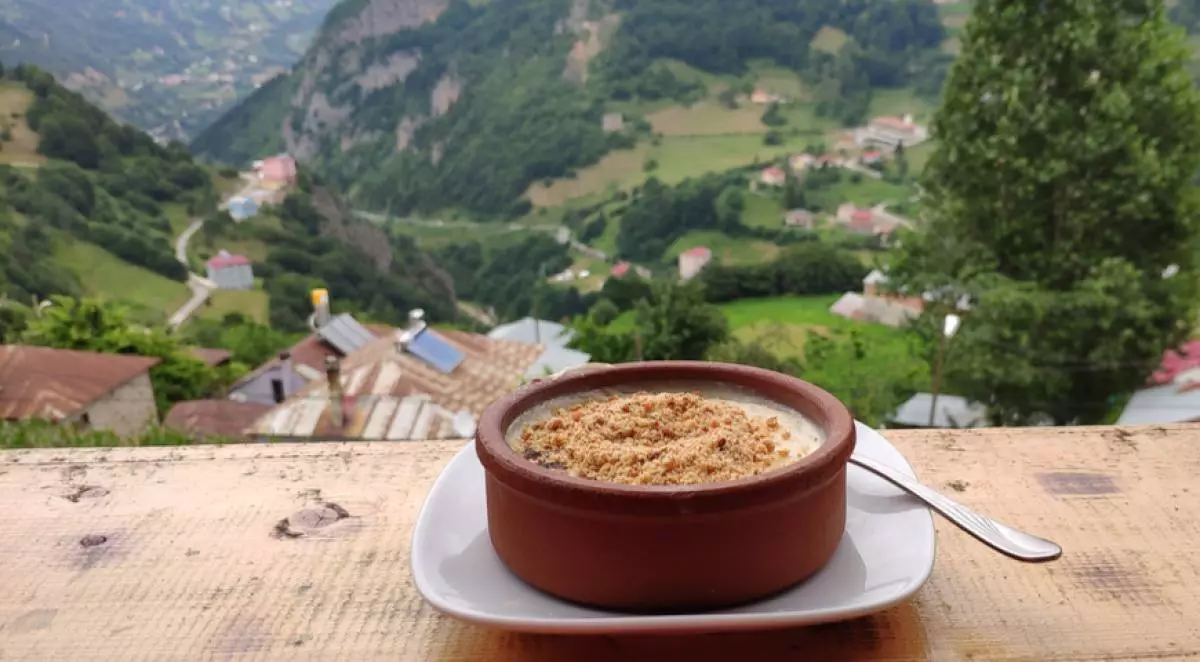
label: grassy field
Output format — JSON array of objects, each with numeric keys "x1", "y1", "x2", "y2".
[
  {"x1": 742, "y1": 192, "x2": 786, "y2": 230},
  {"x1": 719, "y1": 295, "x2": 917, "y2": 364},
  {"x1": 199, "y1": 290, "x2": 270, "y2": 323},
  {"x1": 0, "y1": 82, "x2": 45, "y2": 166},
  {"x1": 530, "y1": 133, "x2": 807, "y2": 207},
  {"x1": 868, "y1": 88, "x2": 938, "y2": 125},
  {"x1": 811, "y1": 26, "x2": 849, "y2": 54},
  {"x1": 648, "y1": 102, "x2": 766, "y2": 136},
  {"x1": 667, "y1": 229, "x2": 780, "y2": 266},
  {"x1": 821, "y1": 174, "x2": 914, "y2": 208},
  {"x1": 391, "y1": 221, "x2": 538, "y2": 250},
  {"x1": 57, "y1": 241, "x2": 191, "y2": 314},
  {"x1": 164, "y1": 203, "x2": 192, "y2": 237}
]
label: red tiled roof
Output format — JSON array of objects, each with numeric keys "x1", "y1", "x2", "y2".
[
  {"x1": 164, "y1": 400, "x2": 272, "y2": 438},
  {"x1": 683, "y1": 247, "x2": 712, "y2": 259},
  {"x1": 0, "y1": 345, "x2": 161, "y2": 421},
  {"x1": 190, "y1": 348, "x2": 233, "y2": 367},
  {"x1": 611, "y1": 263, "x2": 631, "y2": 278},
  {"x1": 862, "y1": 150, "x2": 882, "y2": 159},
  {"x1": 1151, "y1": 340, "x2": 1200, "y2": 385},
  {"x1": 851, "y1": 210, "x2": 874, "y2": 222},
  {"x1": 255, "y1": 155, "x2": 297, "y2": 183},
  {"x1": 207, "y1": 254, "x2": 250, "y2": 269}
]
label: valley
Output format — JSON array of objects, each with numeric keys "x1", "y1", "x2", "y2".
[{"x1": 0, "y1": 0, "x2": 340, "y2": 141}]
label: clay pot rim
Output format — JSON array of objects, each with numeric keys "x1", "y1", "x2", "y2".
[{"x1": 476, "y1": 361, "x2": 856, "y2": 513}]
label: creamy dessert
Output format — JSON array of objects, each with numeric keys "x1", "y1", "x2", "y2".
[{"x1": 506, "y1": 385, "x2": 824, "y2": 486}]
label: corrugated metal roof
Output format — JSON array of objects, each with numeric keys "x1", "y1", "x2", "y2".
[
  {"x1": 1117, "y1": 383, "x2": 1200, "y2": 425},
  {"x1": 245, "y1": 328, "x2": 544, "y2": 441},
  {"x1": 316, "y1": 314, "x2": 376, "y2": 356},
  {"x1": 487, "y1": 318, "x2": 575, "y2": 348},
  {"x1": 891, "y1": 393, "x2": 988, "y2": 428},
  {"x1": 0, "y1": 345, "x2": 161, "y2": 421},
  {"x1": 524, "y1": 345, "x2": 591, "y2": 379}
]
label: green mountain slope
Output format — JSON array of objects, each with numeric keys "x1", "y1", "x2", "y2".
[
  {"x1": 0, "y1": 61, "x2": 459, "y2": 331},
  {"x1": 192, "y1": 0, "x2": 949, "y2": 217},
  {"x1": 0, "y1": 0, "x2": 339, "y2": 140}
]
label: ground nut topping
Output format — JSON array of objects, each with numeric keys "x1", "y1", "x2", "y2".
[{"x1": 512, "y1": 391, "x2": 820, "y2": 486}]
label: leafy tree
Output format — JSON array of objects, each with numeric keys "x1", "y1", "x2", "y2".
[
  {"x1": 589, "y1": 298, "x2": 620, "y2": 325},
  {"x1": 763, "y1": 130, "x2": 785, "y2": 146},
  {"x1": 571, "y1": 282, "x2": 728, "y2": 362},
  {"x1": 21, "y1": 297, "x2": 220, "y2": 415},
  {"x1": 633, "y1": 281, "x2": 729, "y2": 361},
  {"x1": 762, "y1": 103, "x2": 788, "y2": 127},
  {"x1": 802, "y1": 329, "x2": 925, "y2": 427},
  {"x1": 783, "y1": 172, "x2": 807, "y2": 209},
  {"x1": 888, "y1": 0, "x2": 1200, "y2": 425}
]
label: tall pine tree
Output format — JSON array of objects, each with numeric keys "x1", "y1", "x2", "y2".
[{"x1": 890, "y1": 0, "x2": 1200, "y2": 425}]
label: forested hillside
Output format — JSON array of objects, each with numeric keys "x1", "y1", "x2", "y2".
[
  {"x1": 0, "y1": 61, "x2": 459, "y2": 334},
  {"x1": 192, "y1": 0, "x2": 948, "y2": 217},
  {"x1": 0, "y1": 0, "x2": 339, "y2": 140},
  {"x1": 0, "y1": 62, "x2": 214, "y2": 311}
]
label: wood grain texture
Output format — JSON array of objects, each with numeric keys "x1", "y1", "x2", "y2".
[{"x1": 0, "y1": 424, "x2": 1197, "y2": 661}]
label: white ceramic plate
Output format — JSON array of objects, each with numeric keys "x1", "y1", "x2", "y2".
[{"x1": 410, "y1": 422, "x2": 935, "y2": 635}]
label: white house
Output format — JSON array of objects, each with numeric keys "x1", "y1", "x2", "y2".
[
  {"x1": 678, "y1": 246, "x2": 713, "y2": 282},
  {"x1": 206, "y1": 250, "x2": 254, "y2": 290}
]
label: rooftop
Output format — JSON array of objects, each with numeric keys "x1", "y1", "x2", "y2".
[
  {"x1": 890, "y1": 393, "x2": 988, "y2": 428},
  {"x1": 189, "y1": 348, "x2": 233, "y2": 367},
  {"x1": 1116, "y1": 381, "x2": 1200, "y2": 425},
  {"x1": 0, "y1": 345, "x2": 161, "y2": 421},
  {"x1": 682, "y1": 246, "x2": 712, "y2": 259},
  {"x1": 207, "y1": 250, "x2": 250, "y2": 269},
  {"x1": 163, "y1": 399, "x2": 273, "y2": 438},
  {"x1": 246, "y1": 328, "x2": 543, "y2": 441},
  {"x1": 1, "y1": 424, "x2": 1195, "y2": 658},
  {"x1": 487, "y1": 317, "x2": 574, "y2": 348}
]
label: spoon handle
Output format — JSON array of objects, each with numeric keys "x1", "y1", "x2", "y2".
[{"x1": 848, "y1": 454, "x2": 1062, "y2": 562}]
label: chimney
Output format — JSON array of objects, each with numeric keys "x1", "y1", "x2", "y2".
[
  {"x1": 270, "y1": 351, "x2": 292, "y2": 404},
  {"x1": 326, "y1": 355, "x2": 344, "y2": 428},
  {"x1": 311, "y1": 288, "x2": 331, "y2": 328}
]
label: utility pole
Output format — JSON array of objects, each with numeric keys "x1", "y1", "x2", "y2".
[
  {"x1": 928, "y1": 326, "x2": 948, "y2": 427},
  {"x1": 534, "y1": 263, "x2": 546, "y2": 345},
  {"x1": 928, "y1": 309, "x2": 961, "y2": 426}
]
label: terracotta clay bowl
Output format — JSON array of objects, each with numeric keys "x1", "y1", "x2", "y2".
[{"x1": 475, "y1": 361, "x2": 857, "y2": 613}]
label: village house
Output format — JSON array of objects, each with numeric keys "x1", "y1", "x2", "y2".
[
  {"x1": 889, "y1": 393, "x2": 988, "y2": 429},
  {"x1": 860, "y1": 150, "x2": 884, "y2": 167},
  {"x1": 1116, "y1": 340, "x2": 1200, "y2": 425},
  {"x1": 164, "y1": 400, "x2": 273, "y2": 440},
  {"x1": 789, "y1": 153, "x2": 816, "y2": 173},
  {"x1": 205, "y1": 250, "x2": 254, "y2": 290},
  {"x1": 227, "y1": 293, "x2": 386, "y2": 406},
  {"x1": 487, "y1": 317, "x2": 591, "y2": 379},
  {"x1": 759, "y1": 166, "x2": 787, "y2": 187},
  {"x1": 245, "y1": 311, "x2": 548, "y2": 442},
  {"x1": 226, "y1": 195, "x2": 258, "y2": 221},
  {"x1": 855, "y1": 114, "x2": 929, "y2": 149},
  {"x1": 678, "y1": 246, "x2": 713, "y2": 282},
  {"x1": 601, "y1": 113, "x2": 625, "y2": 133},
  {"x1": 750, "y1": 88, "x2": 781, "y2": 105},
  {"x1": 0, "y1": 345, "x2": 161, "y2": 438},
  {"x1": 609, "y1": 262, "x2": 651, "y2": 280},
  {"x1": 784, "y1": 209, "x2": 817, "y2": 229},
  {"x1": 252, "y1": 154, "x2": 298, "y2": 190}
]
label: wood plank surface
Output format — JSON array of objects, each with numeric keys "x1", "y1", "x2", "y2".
[{"x1": 0, "y1": 424, "x2": 1197, "y2": 661}]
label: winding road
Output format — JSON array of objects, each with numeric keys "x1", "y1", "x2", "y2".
[
  {"x1": 166, "y1": 218, "x2": 215, "y2": 330},
  {"x1": 166, "y1": 176, "x2": 262, "y2": 330}
]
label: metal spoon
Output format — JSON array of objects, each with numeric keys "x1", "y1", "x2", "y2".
[{"x1": 849, "y1": 454, "x2": 1063, "y2": 562}]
